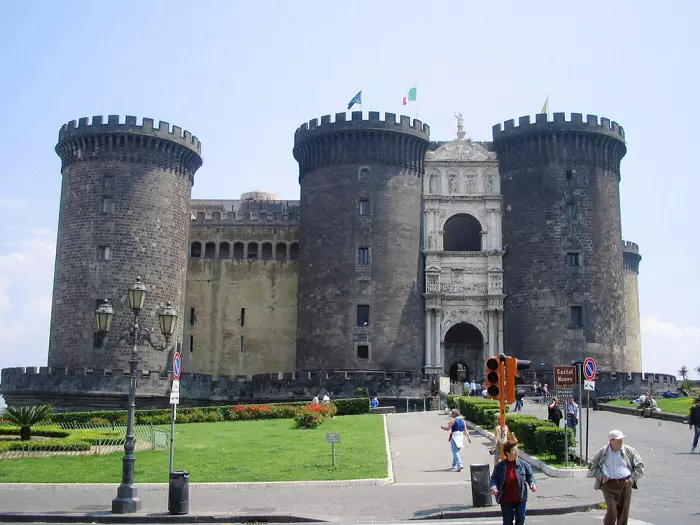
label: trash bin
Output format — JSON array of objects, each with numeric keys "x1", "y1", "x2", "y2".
[
  {"x1": 168, "y1": 470, "x2": 189, "y2": 515},
  {"x1": 470, "y1": 463, "x2": 492, "y2": 507}
]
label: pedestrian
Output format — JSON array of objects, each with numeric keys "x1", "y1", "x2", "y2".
[
  {"x1": 370, "y1": 396, "x2": 379, "y2": 409},
  {"x1": 491, "y1": 421, "x2": 518, "y2": 465},
  {"x1": 515, "y1": 391, "x2": 525, "y2": 412},
  {"x1": 689, "y1": 397, "x2": 700, "y2": 453},
  {"x1": 322, "y1": 393, "x2": 330, "y2": 404},
  {"x1": 312, "y1": 395, "x2": 319, "y2": 404},
  {"x1": 440, "y1": 408, "x2": 472, "y2": 471},
  {"x1": 489, "y1": 440, "x2": 536, "y2": 525},
  {"x1": 566, "y1": 397, "x2": 580, "y2": 438},
  {"x1": 547, "y1": 397, "x2": 563, "y2": 427},
  {"x1": 587, "y1": 429, "x2": 645, "y2": 525}
]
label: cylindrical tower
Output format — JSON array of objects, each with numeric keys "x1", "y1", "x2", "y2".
[
  {"x1": 293, "y1": 111, "x2": 430, "y2": 370},
  {"x1": 622, "y1": 240, "x2": 642, "y2": 372},
  {"x1": 50, "y1": 115, "x2": 202, "y2": 370},
  {"x1": 493, "y1": 113, "x2": 627, "y2": 370}
]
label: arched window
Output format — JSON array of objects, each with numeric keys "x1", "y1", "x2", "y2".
[
  {"x1": 233, "y1": 242, "x2": 244, "y2": 259},
  {"x1": 443, "y1": 214, "x2": 482, "y2": 251},
  {"x1": 248, "y1": 242, "x2": 259, "y2": 260},
  {"x1": 290, "y1": 242, "x2": 299, "y2": 260},
  {"x1": 219, "y1": 242, "x2": 230, "y2": 258},
  {"x1": 204, "y1": 242, "x2": 216, "y2": 258},
  {"x1": 190, "y1": 242, "x2": 202, "y2": 258},
  {"x1": 261, "y1": 242, "x2": 273, "y2": 260},
  {"x1": 275, "y1": 242, "x2": 287, "y2": 260}
]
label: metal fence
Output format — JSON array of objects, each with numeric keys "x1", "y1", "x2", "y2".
[{"x1": 0, "y1": 422, "x2": 168, "y2": 460}]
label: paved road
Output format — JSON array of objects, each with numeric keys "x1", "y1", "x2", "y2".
[{"x1": 518, "y1": 399, "x2": 700, "y2": 516}]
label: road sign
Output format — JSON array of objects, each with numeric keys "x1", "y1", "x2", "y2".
[
  {"x1": 325, "y1": 432, "x2": 340, "y2": 443},
  {"x1": 584, "y1": 380, "x2": 596, "y2": 391},
  {"x1": 171, "y1": 379, "x2": 180, "y2": 393},
  {"x1": 169, "y1": 391, "x2": 180, "y2": 405},
  {"x1": 173, "y1": 352, "x2": 182, "y2": 380},
  {"x1": 583, "y1": 357, "x2": 596, "y2": 381},
  {"x1": 554, "y1": 366, "x2": 577, "y2": 388}
]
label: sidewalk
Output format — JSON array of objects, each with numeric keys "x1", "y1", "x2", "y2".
[{"x1": 0, "y1": 411, "x2": 602, "y2": 523}]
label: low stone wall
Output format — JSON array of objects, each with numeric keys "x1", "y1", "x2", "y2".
[{"x1": 597, "y1": 403, "x2": 687, "y2": 423}]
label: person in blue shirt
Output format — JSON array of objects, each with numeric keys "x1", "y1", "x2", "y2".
[
  {"x1": 441, "y1": 408, "x2": 472, "y2": 471},
  {"x1": 370, "y1": 397, "x2": 379, "y2": 409}
]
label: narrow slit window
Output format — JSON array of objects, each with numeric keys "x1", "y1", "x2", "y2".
[
  {"x1": 357, "y1": 305, "x2": 370, "y2": 326},
  {"x1": 359, "y1": 247, "x2": 369, "y2": 265},
  {"x1": 189, "y1": 307, "x2": 196, "y2": 326},
  {"x1": 240, "y1": 308, "x2": 246, "y2": 327},
  {"x1": 189, "y1": 335, "x2": 194, "y2": 352}
]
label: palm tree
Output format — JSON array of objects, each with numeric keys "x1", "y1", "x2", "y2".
[
  {"x1": 1, "y1": 405, "x2": 52, "y2": 441},
  {"x1": 678, "y1": 366, "x2": 689, "y2": 381},
  {"x1": 696, "y1": 365, "x2": 700, "y2": 376}
]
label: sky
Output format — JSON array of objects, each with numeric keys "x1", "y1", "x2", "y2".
[{"x1": 0, "y1": 0, "x2": 698, "y2": 404}]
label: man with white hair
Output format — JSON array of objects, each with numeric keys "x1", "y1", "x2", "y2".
[{"x1": 587, "y1": 430, "x2": 645, "y2": 525}]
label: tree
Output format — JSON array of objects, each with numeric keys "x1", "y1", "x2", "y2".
[
  {"x1": 1, "y1": 405, "x2": 52, "y2": 441},
  {"x1": 696, "y1": 365, "x2": 700, "y2": 376},
  {"x1": 678, "y1": 366, "x2": 689, "y2": 381}
]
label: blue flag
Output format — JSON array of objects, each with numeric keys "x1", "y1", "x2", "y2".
[{"x1": 347, "y1": 90, "x2": 362, "y2": 109}]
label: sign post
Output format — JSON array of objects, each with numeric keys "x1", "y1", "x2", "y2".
[
  {"x1": 554, "y1": 366, "x2": 576, "y2": 466},
  {"x1": 325, "y1": 432, "x2": 340, "y2": 466},
  {"x1": 169, "y1": 352, "x2": 182, "y2": 473},
  {"x1": 583, "y1": 357, "x2": 596, "y2": 463}
]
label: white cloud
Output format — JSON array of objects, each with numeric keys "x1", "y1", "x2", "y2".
[
  {"x1": 641, "y1": 316, "x2": 700, "y2": 378},
  {"x1": 0, "y1": 231, "x2": 55, "y2": 373},
  {"x1": 0, "y1": 197, "x2": 28, "y2": 211}
]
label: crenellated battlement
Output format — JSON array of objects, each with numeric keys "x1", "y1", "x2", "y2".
[
  {"x1": 492, "y1": 112, "x2": 625, "y2": 142},
  {"x1": 58, "y1": 115, "x2": 201, "y2": 153},
  {"x1": 294, "y1": 111, "x2": 430, "y2": 143},
  {"x1": 622, "y1": 240, "x2": 640, "y2": 253}
]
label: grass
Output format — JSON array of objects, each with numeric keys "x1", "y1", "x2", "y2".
[
  {"x1": 0, "y1": 415, "x2": 387, "y2": 483},
  {"x1": 606, "y1": 396, "x2": 696, "y2": 415}
]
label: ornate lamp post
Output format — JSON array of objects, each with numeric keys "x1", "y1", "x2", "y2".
[{"x1": 95, "y1": 277, "x2": 178, "y2": 514}]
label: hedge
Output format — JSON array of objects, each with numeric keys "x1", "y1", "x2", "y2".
[
  {"x1": 0, "y1": 438, "x2": 92, "y2": 452},
  {"x1": 48, "y1": 398, "x2": 369, "y2": 426},
  {"x1": 535, "y1": 426, "x2": 576, "y2": 460},
  {"x1": 457, "y1": 397, "x2": 507, "y2": 426}
]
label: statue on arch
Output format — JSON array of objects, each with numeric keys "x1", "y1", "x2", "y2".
[{"x1": 454, "y1": 112, "x2": 466, "y2": 140}]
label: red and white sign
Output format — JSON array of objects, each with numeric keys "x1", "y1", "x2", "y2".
[
  {"x1": 173, "y1": 352, "x2": 182, "y2": 380},
  {"x1": 583, "y1": 357, "x2": 596, "y2": 381},
  {"x1": 554, "y1": 366, "x2": 577, "y2": 389}
]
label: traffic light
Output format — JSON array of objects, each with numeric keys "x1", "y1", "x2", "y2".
[
  {"x1": 485, "y1": 356, "x2": 501, "y2": 400},
  {"x1": 505, "y1": 357, "x2": 532, "y2": 404}
]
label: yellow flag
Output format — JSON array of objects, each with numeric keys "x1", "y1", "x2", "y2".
[{"x1": 540, "y1": 96, "x2": 549, "y2": 115}]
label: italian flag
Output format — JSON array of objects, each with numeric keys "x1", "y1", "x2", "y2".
[{"x1": 402, "y1": 86, "x2": 417, "y2": 105}]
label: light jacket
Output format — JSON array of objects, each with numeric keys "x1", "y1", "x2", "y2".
[
  {"x1": 586, "y1": 443, "x2": 644, "y2": 490},
  {"x1": 489, "y1": 457, "x2": 535, "y2": 504}
]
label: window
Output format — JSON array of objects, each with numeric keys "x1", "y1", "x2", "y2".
[
  {"x1": 240, "y1": 335, "x2": 244, "y2": 353},
  {"x1": 204, "y1": 242, "x2": 216, "y2": 258},
  {"x1": 569, "y1": 306, "x2": 583, "y2": 328},
  {"x1": 189, "y1": 307, "x2": 196, "y2": 326},
  {"x1": 565, "y1": 201, "x2": 576, "y2": 219},
  {"x1": 240, "y1": 308, "x2": 245, "y2": 327},
  {"x1": 358, "y1": 200, "x2": 370, "y2": 216},
  {"x1": 359, "y1": 168, "x2": 369, "y2": 181},
  {"x1": 190, "y1": 242, "x2": 202, "y2": 258},
  {"x1": 96, "y1": 245, "x2": 111, "y2": 260},
  {"x1": 566, "y1": 252, "x2": 580, "y2": 267},
  {"x1": 247, "y1": 242, "x2": 259, "y2": 260},
  {"x1": 290, "y1": 242, "x2": 299, "y2": 260},
  {"x1": 357, "y1": 344, "x2": 369, "y2": 359},
  {"x1": 358, "y1": 247, "x2": 369, "y2": 265},
  {"x1": 357, "y1": 305, "x2": 370, "y2": 326},
  {"x1": 262, "y1": 242, "x2": 273, "y2": 260},
  {"x1": 102, "y1": 197, "x2": 115, "y2": 214},
  {"x1": 276, "y1": 243, "x2": 287, "y2": 260},
  {"x1": 188, "y1": 335, "x2": 194, "y2": 352},
  {"x1": 103, "y1": 176, "x2": 115, "y2": 190},
  {"x1": 233, "y1": 242, "x2": 244, "y2": 259},
  {"x1": 219, "y1": 242, "x2": 230, "y2": 258}
]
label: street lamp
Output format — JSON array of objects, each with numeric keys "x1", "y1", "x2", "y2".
[{"x1": 95, "y1": 277, "x2": 178, "y2": 514}]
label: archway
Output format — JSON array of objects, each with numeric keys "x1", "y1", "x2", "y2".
[
  {"x1": 443, "y1": 214, "x2": 482, "y2": 251},
  {"x1": 444, "y1": 322, "x2": 484, "y2": 382}
]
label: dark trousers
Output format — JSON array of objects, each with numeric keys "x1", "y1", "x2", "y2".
[
  {"x1": 500, "y1": 501, "x2": 527, "y2": 525},
  {"x1": 693, "y1": 425, "x2": 700, "y2": 449},
  {"x1": 601, "y1": 477, "x2": 633, "y2": 525}
]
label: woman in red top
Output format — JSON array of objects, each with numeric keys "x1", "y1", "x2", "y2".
[{"x1": 489, "y1": 441, "x2": 536, "y2": 525}]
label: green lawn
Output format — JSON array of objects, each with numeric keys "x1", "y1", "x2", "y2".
[
  {"x1": 0, "y1": 415, "x2": 387, "y2": 483},
  {"x1": 606, "y1": 396, "x2": 696, "y2": 415}
]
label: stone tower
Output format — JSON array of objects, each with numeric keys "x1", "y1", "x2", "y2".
[
  {"x1": 622, "y1": 240, "x2": 643, "y2": 372},
  {"x1": 50, "y1": 115, "x2": 202, "y2": 371},
  {"x1": 493, "y1": 113, "x2": 627, "y2": 370},
  {"x1": 293, "y1": 111, "x2": 430, "y2": 370}
]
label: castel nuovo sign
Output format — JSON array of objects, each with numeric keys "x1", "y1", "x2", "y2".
[{"x1": 554, "y1": 366, "x2": 577, "y2": 389}]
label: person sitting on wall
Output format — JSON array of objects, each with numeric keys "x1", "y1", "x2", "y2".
[
  {"x1": 639, "y1": 394, "x2": 659, "y2": 418},
  {"x1": 370, "y1": 397, "x2": 379, "y2": 409}
]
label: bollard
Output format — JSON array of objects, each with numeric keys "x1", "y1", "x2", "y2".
[
  {"x1": 470, "y1": 464, "x2": 493, "y2": 507},
  {"x1": 168, "y1": 470, "x2": 189, "y2": 515}
]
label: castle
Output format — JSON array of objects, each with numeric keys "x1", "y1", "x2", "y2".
[{"x1": 1, "y1": 110, "x2": 673, "y2": 411}]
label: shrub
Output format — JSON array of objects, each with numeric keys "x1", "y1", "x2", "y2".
[
  {"x1": 535, "y1": 426, "x2": 576, "y2": 460},
  {"x1": 457, "y1": 397, "x2": 506, "y2": 427},
  {"x1": 511, "y1": 419, "x2": 555, "y2": 452},
  {"x1": 333, "y1": 398, "x2": 370, "y2": 415},
  {"x1": 0, "y1": 438, "x2": 92, "y2": 452},
  {"x1": 294, "y1": 403, "x2": 337, "y2": 429},
  {"x1": 446, "y1": 394, "x2": 460, "y2": 410}
]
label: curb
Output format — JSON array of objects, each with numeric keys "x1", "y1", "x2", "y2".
[
  {"x1": 0, "y1": 479, "x2": 391, "y2": 489},
  {"x1": 0, "y1": 513, "x2": 325, "y2": 523},
  {"x1": 464, "y1": 421, "x2": 588, "y2": 478},
  {"x1": 410, "y1": 502, "x2": 602, "y2": 520}
]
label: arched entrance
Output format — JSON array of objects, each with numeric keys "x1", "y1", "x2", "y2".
[
  {"x1": 443, "y1": 214, "x2": 482, "y2": 251},
  {"x1": 444, "y1": 322, "x2": 484, "y2": 382}
]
